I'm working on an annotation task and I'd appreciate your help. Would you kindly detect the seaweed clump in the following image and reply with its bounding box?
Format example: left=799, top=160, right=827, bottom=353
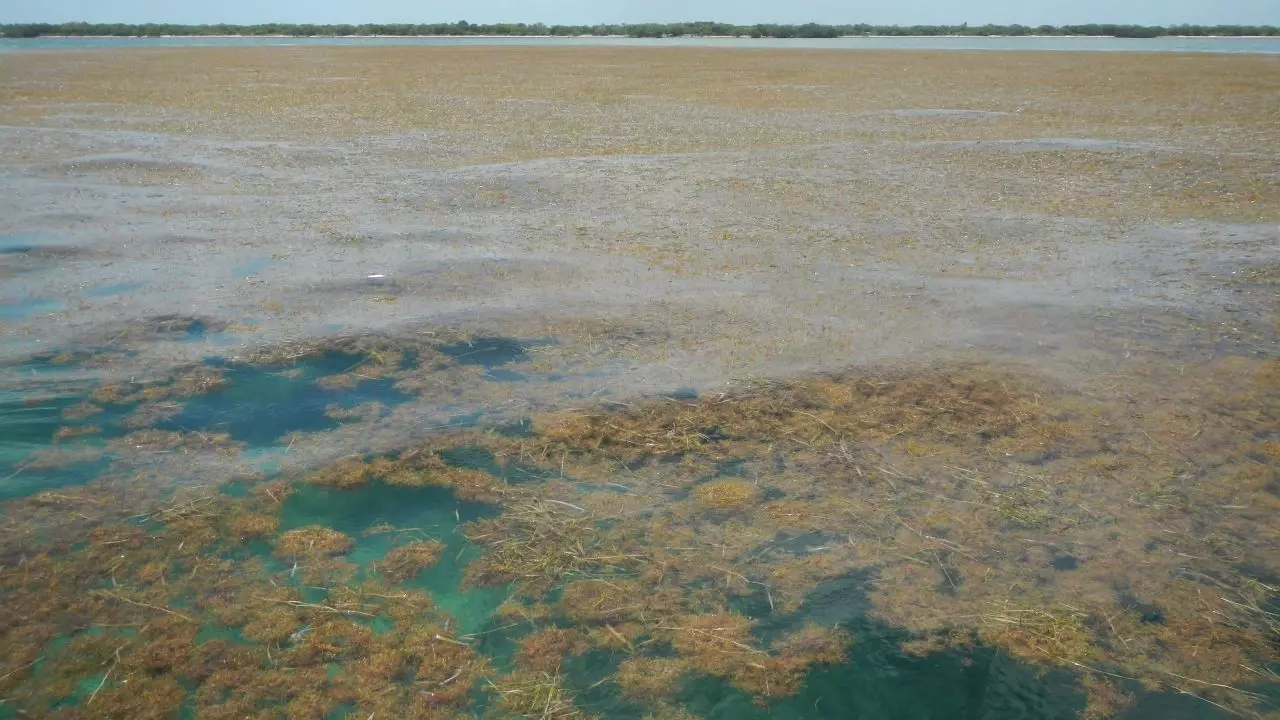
left=514, top=627, right=590, bottom=673
left=276, top=525, right=352, bottom=558
left=376, top=539, right=444, bottom=583
left=693, top=479, right=756, bottom=510
left=656, top=614, right=849, bottom=702
left=615, top=657, right=689, bottom=700
left=462, top=501, right=637, bottom=595
left=90, top=365, right=229, bottom=405
left=109, top=429, right=242, bottom=456
left=303, top=450, right=503, bottom=503
left=224, top=511, right=279, bottom=540
left=486, top=671, right=587, bottom=719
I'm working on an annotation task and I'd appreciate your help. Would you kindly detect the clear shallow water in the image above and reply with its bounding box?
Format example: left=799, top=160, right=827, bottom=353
left=280, top=482, right=508, bottom=636
left=1, top=35, right=1279, bottom=53
left=0, top=336, right=546, bottom=500
left=155, top=354, right=414, bottom=447
left=0, top=381, right=117, bottom=498
left=0, top=353, right=417, bottom=497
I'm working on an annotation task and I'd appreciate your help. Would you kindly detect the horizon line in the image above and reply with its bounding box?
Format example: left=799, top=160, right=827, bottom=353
left=5, top=21, right=1279, bottom=38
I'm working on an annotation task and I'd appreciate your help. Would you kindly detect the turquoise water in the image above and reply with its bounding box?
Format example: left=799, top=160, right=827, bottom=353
left=230, top=257, right=276, bottom=278
left=439, top=336, right=532, bottom=367
left=0, top=380, right=117, bottom=499
left=281, top=482, right=507, bottom=636
left=1, top=35, right=1279, bottom=54
left=84, top=282, right=145, bottom=298
left=0, top=234, right=47, bottom=253
left=0, top=334, right=554, bottom=499
left=0, top=297, right=64, bottom=319
left=155, top=355, right=414, bottom=446
left=0, top=350, right=422, bottom=498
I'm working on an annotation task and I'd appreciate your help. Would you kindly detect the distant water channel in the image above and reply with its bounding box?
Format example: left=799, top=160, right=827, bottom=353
left=2, top=35, right=1279, bottom=54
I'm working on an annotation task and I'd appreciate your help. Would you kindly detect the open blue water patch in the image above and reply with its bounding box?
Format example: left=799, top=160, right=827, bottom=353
left=0, top=375, right=128, bottom=499
left=85, top=281, right=145, bottom=298
left=0, top=383, right=102, bottom=445
left=0, top=233, right=47, bottom=254
left=483, top=367, right=526, bottom=382
left=156, top=353, right=414, bottom=447
left=663, top=641, right=1087, bottom=720
left=439, top=336, right=551, bottom=367
left=231, top=257, right=275, bottom=278
left=0, top=454, right=111, bottom=500
left=439, top=444, right=555, bottom=485
left=171, top=318, right=212, bottom=341
left=280, top=481, right=494, bottom=540
left=434, top=408, right=485, bottom=429
left=665, top=641, right=1231, bottom=720
left=0, top=234, right=87, bottom=274
left=0, top=345, right=424, bottom=497
left=0, top=297, right=65, bottom=319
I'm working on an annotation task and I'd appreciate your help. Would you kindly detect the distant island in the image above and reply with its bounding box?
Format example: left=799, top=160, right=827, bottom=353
left=4, top=21, right=1279, bottom=39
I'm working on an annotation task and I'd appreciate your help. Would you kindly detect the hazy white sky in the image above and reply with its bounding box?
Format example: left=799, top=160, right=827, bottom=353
left=2, top=0, right=1275, bottom=26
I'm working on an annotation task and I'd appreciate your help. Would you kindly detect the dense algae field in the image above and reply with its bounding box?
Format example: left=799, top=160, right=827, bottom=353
left=2, top=334, right=1278, bottom=719
left=1, top=46, right=1279, bottom=719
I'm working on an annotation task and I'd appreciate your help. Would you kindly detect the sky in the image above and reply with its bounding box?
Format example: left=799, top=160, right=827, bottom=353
left=1, top=0, right=1276, bottom=26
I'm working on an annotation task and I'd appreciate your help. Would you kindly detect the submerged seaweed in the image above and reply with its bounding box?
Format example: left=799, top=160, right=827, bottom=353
left=0, top=357, right=1277, bottom=719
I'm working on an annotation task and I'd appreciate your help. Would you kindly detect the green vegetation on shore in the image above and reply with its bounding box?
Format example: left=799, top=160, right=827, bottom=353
left=3, top=21, right=1278, bottom=39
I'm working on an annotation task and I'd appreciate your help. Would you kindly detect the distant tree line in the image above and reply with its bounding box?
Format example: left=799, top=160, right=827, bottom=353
left=3, top=21, right=1278, bottom=39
